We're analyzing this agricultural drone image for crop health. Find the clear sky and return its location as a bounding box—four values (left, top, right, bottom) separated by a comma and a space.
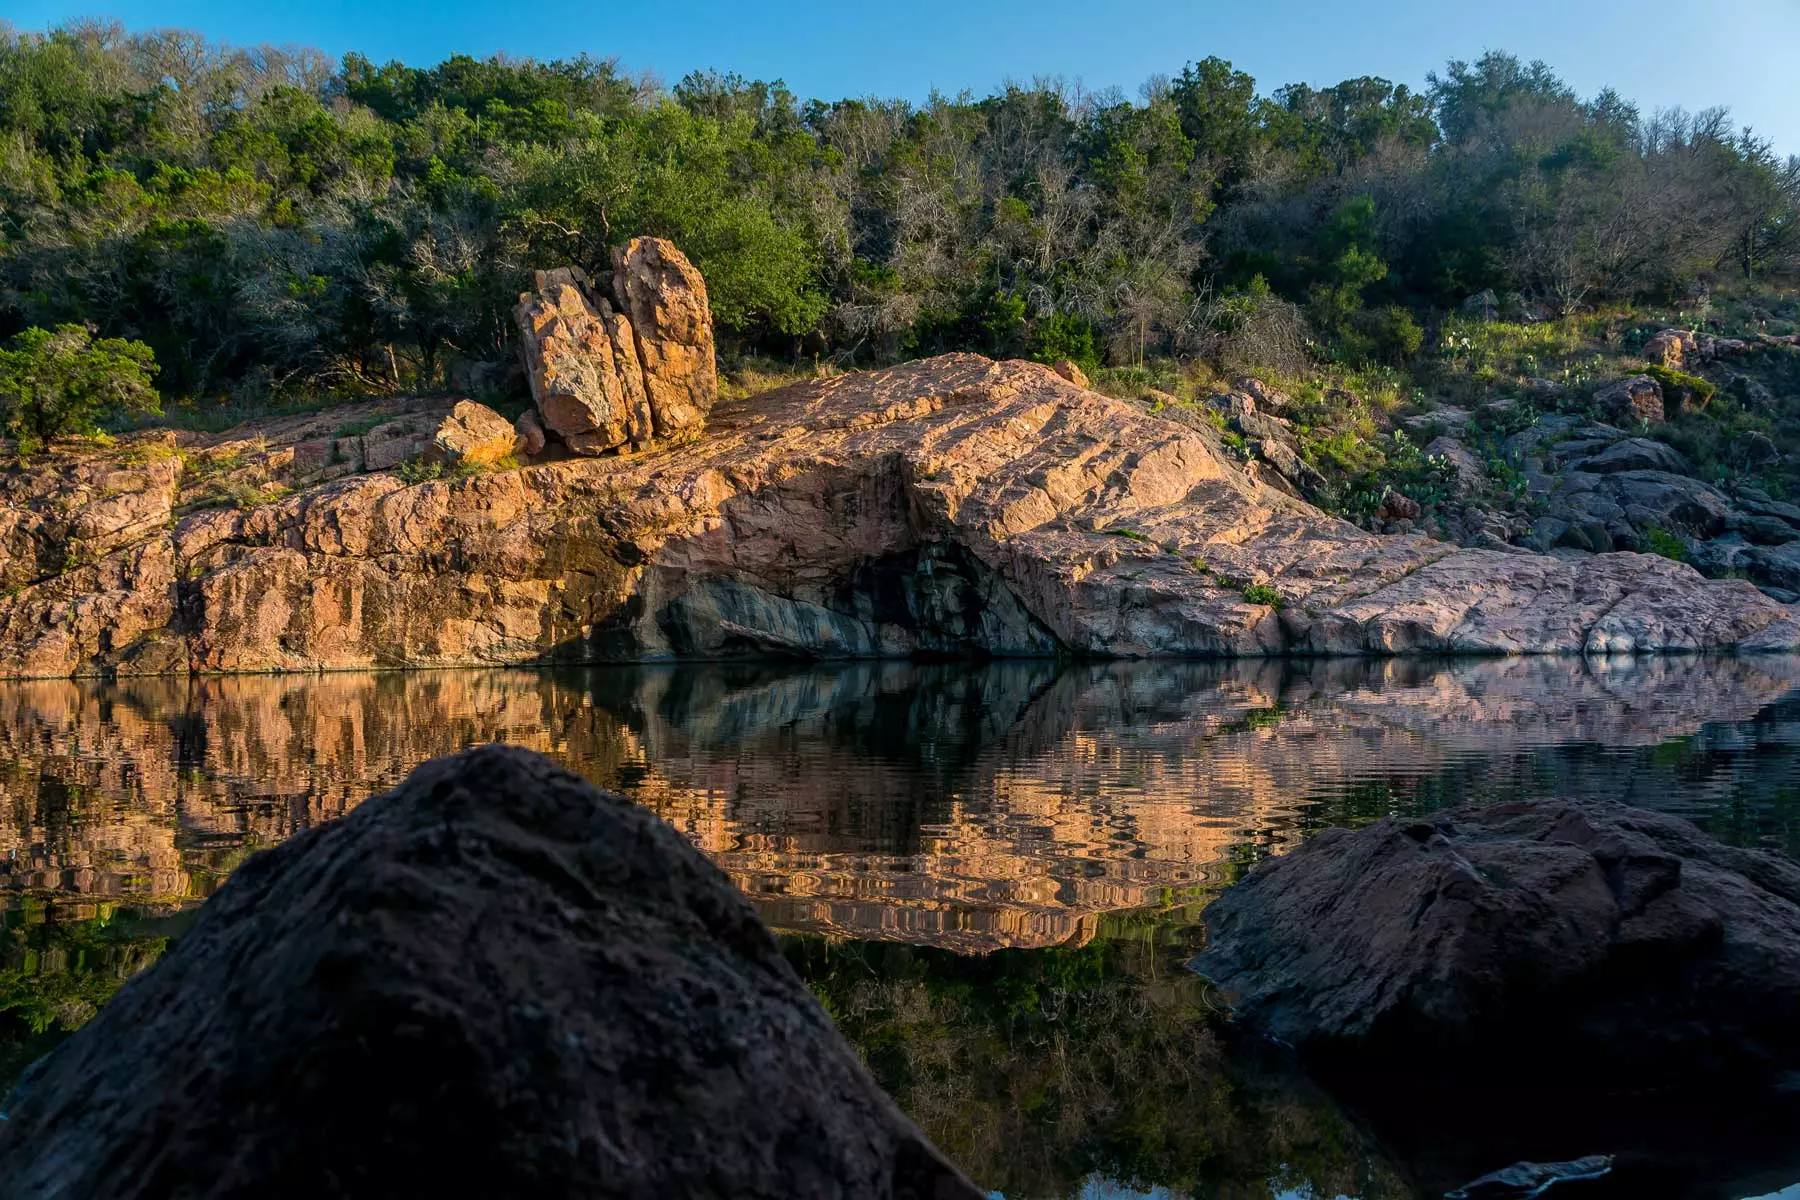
11, 0, 1800, 154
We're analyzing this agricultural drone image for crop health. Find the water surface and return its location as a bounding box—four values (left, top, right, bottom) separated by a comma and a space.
5, 656, 1800, 1197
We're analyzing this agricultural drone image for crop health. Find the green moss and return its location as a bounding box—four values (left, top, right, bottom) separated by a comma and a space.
1645, 365, 1717, 408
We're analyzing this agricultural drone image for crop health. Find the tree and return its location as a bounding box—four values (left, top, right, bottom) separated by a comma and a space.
0, 324, 159, 450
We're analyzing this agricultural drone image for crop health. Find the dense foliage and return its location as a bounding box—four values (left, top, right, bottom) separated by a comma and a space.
1, 19, 1796, 408
0, 323, 158, 449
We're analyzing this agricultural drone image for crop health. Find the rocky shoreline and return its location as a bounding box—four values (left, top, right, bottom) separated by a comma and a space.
3, 348, 1799, 679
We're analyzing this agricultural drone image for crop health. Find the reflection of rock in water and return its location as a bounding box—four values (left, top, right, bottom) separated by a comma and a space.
3, 657, 1800, 951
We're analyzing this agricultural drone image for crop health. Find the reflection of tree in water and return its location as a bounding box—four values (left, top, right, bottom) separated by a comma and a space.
784, 904, 1408, 1200
1, 904, 170, 1094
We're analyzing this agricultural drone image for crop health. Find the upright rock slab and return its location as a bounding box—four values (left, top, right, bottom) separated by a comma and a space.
0, 744, 984, 1200
609, 237, 718, 437
514, 266, 655, 453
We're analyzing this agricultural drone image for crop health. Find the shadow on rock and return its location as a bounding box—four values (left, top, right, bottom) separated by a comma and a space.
1193, 798, 1800, 1198
0, 745, 982, 1200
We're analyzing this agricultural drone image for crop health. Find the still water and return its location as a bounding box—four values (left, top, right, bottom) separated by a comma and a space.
5, 655, 1800, 1198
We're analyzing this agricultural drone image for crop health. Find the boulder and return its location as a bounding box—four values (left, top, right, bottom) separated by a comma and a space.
0, 744, 983, 1200
514, 266, 655, 454
1643, 331, 1685, 369
1191, 799, 1800, 1083
1378, 489, 1421, 521
1235, 377, 1291, 412
1740, 431, 1781, 467
1423, 437, 1486, 499
423, 400, 519, 468
1594, 375, 1665, 425
514, 405, 547, 458
609, 237, 718, 438
1565, 437, 1689, 476
1050, 359, 1089, 388
1462, 290, 1499, 319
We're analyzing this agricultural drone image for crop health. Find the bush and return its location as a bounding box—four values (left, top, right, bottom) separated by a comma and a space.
1642, 525, 1690, 562
1030, 311, 1101, 373
1240, 583, 1284, 608
0, 326, 160, 452
1352, 306, 1424, 363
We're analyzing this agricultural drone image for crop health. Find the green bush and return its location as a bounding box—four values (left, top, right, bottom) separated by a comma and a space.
1642, 525, 1690, 562
1240, 583, 1284, 608
1030, 311, 1101, 373
0, 326, 160, 452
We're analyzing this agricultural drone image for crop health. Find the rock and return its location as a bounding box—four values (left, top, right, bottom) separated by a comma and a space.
1462, 290, 1499, 319
1728, 374, 1776, 411
514, 266, 656, 454
423, 400, 519, 468
609, 237, 718, 438
514, 406, 547, 458
2, 353, 1798, 679
1564, 437, 1689, 476
1424, 437, 1486, 499
1523, 378, 1566, 402
1403, 406, 1471, 434
1050, 359, 1089, 388
0, 744, 983, 1200
1378, 489, 1421, 521
1643, 330, 1685, 369
1743, 541, 1800, 592
1594, 375, 1665, 425
358, 416, 435, 471
1191, 799, 1800, 1083
1446, 1156, 1614, 1200
1740, 431, 1781, 467
1235, 377, 1291, 412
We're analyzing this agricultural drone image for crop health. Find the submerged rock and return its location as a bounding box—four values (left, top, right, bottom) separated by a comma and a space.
1445, 1155, 1613, 1199
1192, 800, 1800, 1084
0, 744, 982, 1200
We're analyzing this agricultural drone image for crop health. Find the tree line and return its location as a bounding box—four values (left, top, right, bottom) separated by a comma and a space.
2, 18, 1796, 405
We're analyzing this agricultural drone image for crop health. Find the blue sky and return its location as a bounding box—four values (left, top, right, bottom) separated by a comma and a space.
11, 0, 1800, 153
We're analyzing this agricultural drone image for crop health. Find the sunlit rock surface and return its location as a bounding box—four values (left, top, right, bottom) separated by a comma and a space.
0, 355, 1796, 678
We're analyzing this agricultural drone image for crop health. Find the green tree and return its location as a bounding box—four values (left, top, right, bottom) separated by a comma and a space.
0, 324, 159, 450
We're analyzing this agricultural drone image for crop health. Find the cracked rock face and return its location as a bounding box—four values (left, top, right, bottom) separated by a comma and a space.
513, 238, 717, 455
0, 744, 983, 1200
0, 353, 1796, 678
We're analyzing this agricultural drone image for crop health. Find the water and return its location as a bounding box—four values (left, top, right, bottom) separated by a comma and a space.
5, 655, 1800, 1197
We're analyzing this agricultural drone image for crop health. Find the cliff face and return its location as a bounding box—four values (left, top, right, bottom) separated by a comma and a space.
1, 352, 1797, 679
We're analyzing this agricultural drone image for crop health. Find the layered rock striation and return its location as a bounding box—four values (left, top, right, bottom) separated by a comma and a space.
1, 353, 1797, 678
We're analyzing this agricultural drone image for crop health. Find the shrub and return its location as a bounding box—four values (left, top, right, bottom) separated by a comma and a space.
0, 326, 160, 452
1030, 311, 1101, 373
1642, 525, 1690, 562
1240, 583, 1284, 608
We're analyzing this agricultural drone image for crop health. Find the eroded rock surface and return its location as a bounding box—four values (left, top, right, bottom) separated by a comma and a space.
512, 238, 718, 456
1192, 799, 1800, 1082
0, 353, 1796, 677
0, 744, 983, 1200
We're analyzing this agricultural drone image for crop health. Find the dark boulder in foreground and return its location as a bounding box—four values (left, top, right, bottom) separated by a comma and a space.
1192, 800, 1800, 1083
0, 745, 982, 1200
